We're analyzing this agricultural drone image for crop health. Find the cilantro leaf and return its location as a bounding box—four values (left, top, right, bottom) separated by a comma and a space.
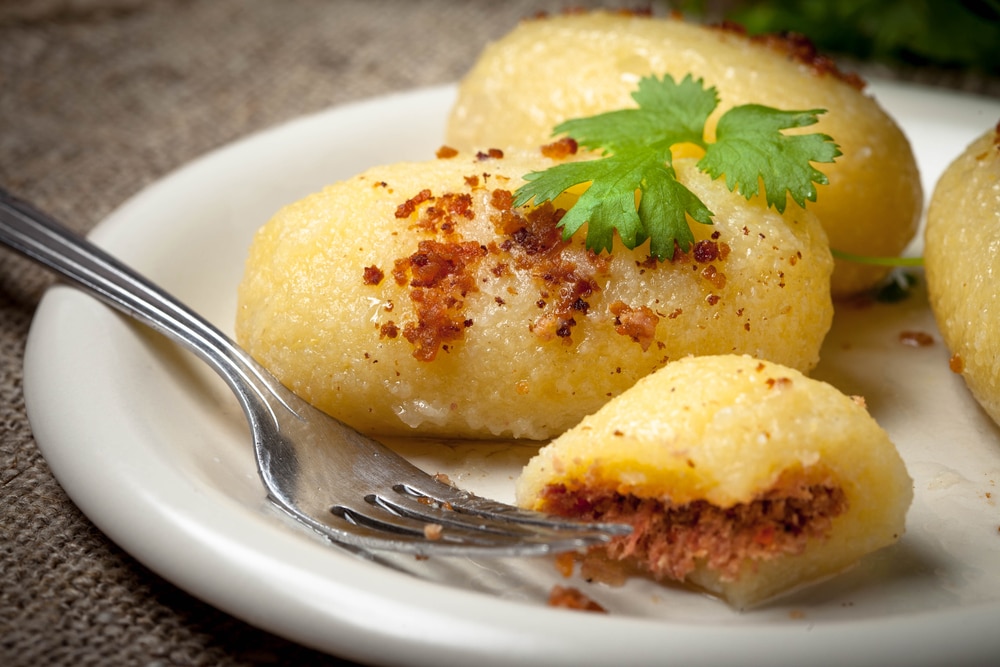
699, 105, 841, 212
516, 147, 680, 257
555, 74, 716, 153
512, 74, 839, 260
516, 146, 714, 260
638, 162, 715, 260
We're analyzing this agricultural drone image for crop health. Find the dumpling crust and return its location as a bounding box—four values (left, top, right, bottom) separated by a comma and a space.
925, 123, 1000, 426
446, 10, 922, 296
236, 152, 832, 439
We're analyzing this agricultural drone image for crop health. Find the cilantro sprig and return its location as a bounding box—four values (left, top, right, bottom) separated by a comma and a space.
513, 74, 841, 260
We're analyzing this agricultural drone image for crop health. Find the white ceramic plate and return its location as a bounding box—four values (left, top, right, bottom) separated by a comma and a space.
22, 82, 1000, 667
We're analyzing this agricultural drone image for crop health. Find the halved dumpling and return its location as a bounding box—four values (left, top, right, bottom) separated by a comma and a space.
516, 354, 912, 608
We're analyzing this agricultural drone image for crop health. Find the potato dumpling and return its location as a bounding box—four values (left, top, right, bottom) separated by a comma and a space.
236, 150, 832, 440
516, 354, 912, 608
925, 122, 1000, 426
445, 10, 922, 297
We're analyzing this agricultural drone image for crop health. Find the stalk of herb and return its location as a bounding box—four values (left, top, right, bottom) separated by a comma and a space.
830, 248, 924, 268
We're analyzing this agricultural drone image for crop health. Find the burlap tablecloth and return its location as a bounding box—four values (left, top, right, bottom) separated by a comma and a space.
2, 2, 999, 665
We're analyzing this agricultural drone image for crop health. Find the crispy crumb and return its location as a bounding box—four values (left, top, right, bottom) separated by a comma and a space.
362, 265, 384, 285
540, 137, 579, 159
949, 353, 965, 374
766, 376, 793, 390
476, 148, 504, 160
554, 551, 576, 578
609, 301, 659, 350
548, 585, 607, 613
714, 23, 867, 90
395, 189, 433, 219
899, 330, 935, 347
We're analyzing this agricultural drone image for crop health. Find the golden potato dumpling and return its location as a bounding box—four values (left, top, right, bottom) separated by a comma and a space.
446, 11, 922, 296
516, 354, 912, 608
925, 122, 1000, 426
236, 150, 832, 439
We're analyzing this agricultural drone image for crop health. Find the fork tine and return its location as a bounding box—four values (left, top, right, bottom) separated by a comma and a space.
328, 501, 609, 557
0, 189, 633, 559
367, 490, 615, 540
389, 482, 633, 534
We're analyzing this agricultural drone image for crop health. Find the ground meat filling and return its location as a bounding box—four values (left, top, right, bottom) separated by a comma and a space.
540, 482, 847, 582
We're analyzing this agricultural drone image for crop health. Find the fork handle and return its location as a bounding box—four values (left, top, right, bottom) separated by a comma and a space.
0, 187, 280, 417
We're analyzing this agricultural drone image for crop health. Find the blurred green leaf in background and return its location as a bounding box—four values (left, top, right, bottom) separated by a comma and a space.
678, 0, 1000, 74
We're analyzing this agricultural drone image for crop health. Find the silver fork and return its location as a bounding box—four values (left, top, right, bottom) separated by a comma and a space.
0, 187, 629, 557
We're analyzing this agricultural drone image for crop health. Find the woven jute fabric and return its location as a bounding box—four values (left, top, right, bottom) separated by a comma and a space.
2, 2, 999, 666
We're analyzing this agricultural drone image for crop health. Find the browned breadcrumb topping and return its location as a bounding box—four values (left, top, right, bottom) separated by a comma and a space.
899, 330, 935, 347
395, 189, 433, 219
413, 192, 475, 235
713, 21, 866, 90
476, 148, 505, 160
362, 265, 384, 285
766, 376, 793, 389
692, 238, 724, 263
383, 161, 739, 359
392, 240, 487, 361
436, 145, 459, 159
700, 265, 726, 290
674, 237, 732, 295
387, 185, 495, 360
609, 301, 659, 351
554, 550, 576, 578
490, 188, 612, 345
547, 585, 607, 613
539, 478, 847, 582
949, 353, 965, 374
540, 137, 580, 159
416, 495, 454, 511
394, 239, 482, 289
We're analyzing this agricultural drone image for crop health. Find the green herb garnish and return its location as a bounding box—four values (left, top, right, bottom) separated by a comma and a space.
830, 248, 924, 268
513, 74, 841, 260
688, 0, 1000, 76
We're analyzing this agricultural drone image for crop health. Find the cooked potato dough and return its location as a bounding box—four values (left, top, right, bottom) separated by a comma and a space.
236, 151, 832, 440
925, 123, 1000, 425
516, 354, 912, 608
445, 11, 922, 296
